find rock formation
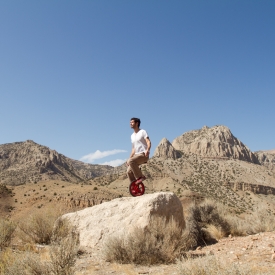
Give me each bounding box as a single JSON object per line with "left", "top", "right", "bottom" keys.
{"left": 254, "top": 150, "right": 275, "bottom": 171}
{"left": 0, "top": 140, "right": 114, "bottom": 186}
{"left": 172, "top": 125, "right": 259, "bottom": 164}
{"left": 61, "top": 192, "right": 184, "bottom": 250}
{"left": 224, "top": 182, "right": 275, "bottom": 195}
{"left": 153, "top": 138, "right": 181, "bottom": 159}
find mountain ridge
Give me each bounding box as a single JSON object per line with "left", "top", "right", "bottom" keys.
{"left": 1, "top": 125, "right": 274, "bottom": 191}
{"left": 1, "top": 125, "right": 275, "bottom": 220}
{"left": 170, "top": 125, "right": 259, "bottom": 164}
{"left": 0, "top": 140, "right": 114, "bottom": 186}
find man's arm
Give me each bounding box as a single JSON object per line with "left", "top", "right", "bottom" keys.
{"left": 145, "top": 137, "right": 151, "bottom": 157}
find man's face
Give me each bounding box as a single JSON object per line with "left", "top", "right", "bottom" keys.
{"left": 130, "top": 120, "right": 137, "bottom": 128}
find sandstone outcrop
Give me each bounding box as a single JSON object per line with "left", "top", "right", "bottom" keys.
{"left": 0, "top": 140, "right": 114, "bottom": 186}
{"left": 153, "top": 138, "right": 181, "bottom": 159}
{"left": 172, "top": 125, "right": 259, "bottom": 164}
{"left": 61, "top": 192, "right": 184, "bottom": 250}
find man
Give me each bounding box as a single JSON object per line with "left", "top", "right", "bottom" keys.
{"left": 127, "top": 117, "right": 151, "bottom": 184}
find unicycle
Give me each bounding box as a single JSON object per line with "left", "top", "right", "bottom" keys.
{"left": 129, "top": 180, "right": 145, "bottom": 197}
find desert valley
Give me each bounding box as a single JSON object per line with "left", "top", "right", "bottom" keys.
{"left": 1, "top": 125, "right": 275, "bottom": 274}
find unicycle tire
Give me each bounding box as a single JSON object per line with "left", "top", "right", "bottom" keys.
{"left": 129, "top": 181, "right": 145, "bottom": 197}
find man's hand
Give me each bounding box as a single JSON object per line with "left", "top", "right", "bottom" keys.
{"left": 145, "top": 150, "right": 150, "bottom": 157}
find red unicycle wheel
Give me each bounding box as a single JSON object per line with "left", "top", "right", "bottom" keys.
{"left": 129, "top": 181, "right": 145, "bottom": 197}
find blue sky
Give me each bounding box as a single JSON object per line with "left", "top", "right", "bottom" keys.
{"left": 1, "top": 0, "right": 274, "bottom": 166}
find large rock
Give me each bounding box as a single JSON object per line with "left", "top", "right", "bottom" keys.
{"left": 172, "top": 125, "right": 259, "bottom": 164}
{"left": 61, "top": 192, "right": 184, "bottom": 250}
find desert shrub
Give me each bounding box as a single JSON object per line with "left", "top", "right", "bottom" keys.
{"left": 104, "top": 216, "right": 189, "bottom": 265}
{"left": 19, "top": 215, "right": 53, "bottom": 244}
{"left": 0, "top": 219, "right": 16, "bottom": 250}
{"left": 0, "top": 249, "right": 13, "bottom": 274}
{"left": 24, "top": 253, "right": 51, "bottom": 275}
{"left": 51, "top": 218, "right": 74, "bottom": 243}
{"left": 247, "top": 206, "right": 275, "bottom": 233}
{"left": 177, "top": 255, "right": 273, "bottom": 275}
{"left": 0, "top": 220, "right": 78, "bottom": 275}
{"left": 185, "top": 200, "right": 231, "bottom": 247}
{"left": 0, "top": 250, "right": 51, "bottom": 275}
{"left": 49, "top": 228, "right": 79, "bottom": 275}
{"left": 187, "top": 200, "right": 275, "bottom": 238}
{"left": 18, "top": 209, "right": 61, "bottom": 244}
{"left": 226, "top": 205, "right": 275, "bottom": 236}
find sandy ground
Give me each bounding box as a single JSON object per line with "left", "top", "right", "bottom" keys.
{"left": 71, "top": 231, "right": 275, "bottom": 275}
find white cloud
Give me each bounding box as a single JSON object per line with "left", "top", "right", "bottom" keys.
{"left": 100, "top": 159, "right": 127, "bottom": 167}
{"left": 80, "top": 149, "right": 127, "bottom": 163}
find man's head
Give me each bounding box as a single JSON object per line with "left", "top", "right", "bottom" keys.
{"left": 130, "top": 117, "right": 140, "bottom": 128}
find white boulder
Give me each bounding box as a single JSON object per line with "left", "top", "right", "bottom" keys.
{"left": 61, "top": 192, "right": 184, "bottom": 250}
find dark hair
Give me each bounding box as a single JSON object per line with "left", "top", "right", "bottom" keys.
{"left": 130, "top": 117, "right": 141, "bottom": 127}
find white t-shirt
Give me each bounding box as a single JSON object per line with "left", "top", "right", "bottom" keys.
{"left": 131, "top": 129, "right": 149, "bottom": 154}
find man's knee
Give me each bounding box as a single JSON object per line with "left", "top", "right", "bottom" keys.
{"left": 126, "top": 166, "right": 131, "bottom": 173}
{"left": 127, "top": 158, "right": 136, "bottom": 165}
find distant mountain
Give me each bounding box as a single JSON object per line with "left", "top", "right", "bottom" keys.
{"left": 171, "top": 125, "right": 259, "bottom": 164}
{"left": 0, "top": 140, "right": 114, "bottom": 186}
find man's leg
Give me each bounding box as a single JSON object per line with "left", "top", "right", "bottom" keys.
{"left": 126, "top": 153, "right": 148, "bottom": 182}
{"left": 126, "top": 166, "right": 136, "bottom": 183}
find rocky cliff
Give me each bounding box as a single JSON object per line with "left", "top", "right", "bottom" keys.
{"left": 172, "top": 125, "right": 259, "bottom": 164}
{"left": 0, "top": 140, "right": 114, "bottom": 186}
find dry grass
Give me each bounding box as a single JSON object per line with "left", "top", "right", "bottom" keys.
{"left": 216, "top": 203, "right": 275, "bottom": 236}
{"left": 103, "top": 200, "right": 275, "bottom": 266}
{"left": 185, "top": 200, "right": 231, "bottom": 247}
{"left": 0, "top": 250, "right": 51, "bottom": 275}
{"left": 23, "top": 253, "right": 52, "bottom": 275}
{"left": 49, "top": 238, "right": 79, "bottom": 275}
{"left": 0, "top": 215, "right": 79, "bottom": 275}
{"left": 177, "top": 255, "right": 273, "bottom": 275}
{"left": 104, "top": 216, "right": 189, "bottom": 265}
{"left": 0, "top": 219, "right": 16, "bottom": 250}
{"left": 51, "top": 217, "right": 75, "bottom": 243}
{"left": 18, "top": 209, "right": 64, "bottom": 245}
{"left": 186, "top": 199, "right": 275, "bottom": 240}
{"left": 49, "top": 220, "right": 79, "bottom": 275}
